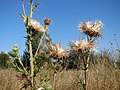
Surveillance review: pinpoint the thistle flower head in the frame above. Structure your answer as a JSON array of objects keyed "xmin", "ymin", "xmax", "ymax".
[
  {"xmin": 13, "ymin": 44, "xmax": 19, "ymax": 52},
  {"xmin": 24, "ymin": 16, "xmax": 45, "ymax": 32},
  {"xmin": 49, "ymin": 44, "xmax": 68, "ymax": 60},
  {"xmin": 78, "ymin": 20, "xmax": 104, "ymax": 38},
  {"xmin": 69, "ymin": 39, "xmax": 96, "ymax": 52}
]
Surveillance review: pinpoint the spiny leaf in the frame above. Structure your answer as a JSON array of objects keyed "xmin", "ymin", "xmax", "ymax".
[
  {"xmin": 32, "ymin": 2, "xmax": 40, "ymax": 11},
  {"xmin": 8, "ymin": 51, "xmax": 17, "ymax": 58},
  {"xmin": 34, "ymin": 2, "xmax": 40, "ymax": 7},
  {"xmin": 25, "ymin": 16, "xmax": 29, "ymax": 27},
  {"xmin": 25, "ymin": 41, "xmax": 29, "ymax": 45},
  {"xmin": 19, "ymin": 13, "xmax": 24, "ymax": 19}
]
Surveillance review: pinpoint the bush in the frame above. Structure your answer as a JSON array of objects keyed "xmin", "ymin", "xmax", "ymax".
[{"xmin": 0, "ymin": 52, "xmax": 11, "ymax": 68}]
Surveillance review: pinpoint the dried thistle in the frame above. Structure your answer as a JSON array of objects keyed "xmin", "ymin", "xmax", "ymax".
[
  {"xmin": 69, "ymin": 39, "xmax": 96, "ymax": 52},
  {"xmin": 49, "ymin": 44, "xmax": 68, "ymax": 60},
  {"xmin": 78, "ymin": 20, "xmax": 104, "ymax": 38},
  {"xmin": 24, "ymin": 16, "xmax": 45, "ymax": 32},
  {"xmin": 54, "ymin": 63, "xmax": 62, "ymax": 73}
]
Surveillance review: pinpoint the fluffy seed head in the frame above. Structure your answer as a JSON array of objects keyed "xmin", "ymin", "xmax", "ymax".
[
  {"xmin": 49, "ymin": 44, "xmax": 68, "ymax": 60},
  {"xmin": 78, "ymin": 20, "xmax": 104, "ymax": 38},
  {"xmin": 69, "ymin": 39, "xmax": 96, "ymax": 52},
  {"xmin": 24, "ymin": 16, "xmax": 45, "ymax": 32}
]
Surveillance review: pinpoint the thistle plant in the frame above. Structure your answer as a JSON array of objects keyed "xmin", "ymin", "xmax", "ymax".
[
  {"xmin": 69, "ymin": 20, "xmax": 104, "ymax": 90},
  {"xmin": 49, "ymin": 43, "xmax": 68, "ymax": 90},
  {"xmin": 49, "ymin": 20, "xmax": 104, "ymax": 90},
  {"xmin": 49, "ymin": 43, "xmax": 68, "ymax": 60},
  {"xmin": 9, "ymin": 0, "xmax": 51, "ymax": 90},
  {"xmin": 39, "ymin": 74, "xmax": 53, "ymax": 90},
  {"xmin": 8, "ymin": 1, "xmax": 104, "ymax": 90},
  {"xmin": 9, "ymin": 44, "xmax": 28, "ymax": 75}
]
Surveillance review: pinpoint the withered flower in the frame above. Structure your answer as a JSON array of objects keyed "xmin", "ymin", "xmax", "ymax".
[
  {"xmin": 49, "ymin": 44, "xmax": 68, "ymax": 60},
  {"xmin": 24, "ymin": 16, "xmax": 45, "ymax": 32},
  {"xmin": 78, "ymin": 20, "xmax": 104, "ymax": 38},
  {"xmin": 44, "ymin": 18, "xmax": 51, "ymax": 25},
  {"xmin": 54, "ymin": 63, "xmax": 62, "ymax": 73},
  {"xmin": 69, "ymin": 39, "xmax": 96, "ymax": 52}
]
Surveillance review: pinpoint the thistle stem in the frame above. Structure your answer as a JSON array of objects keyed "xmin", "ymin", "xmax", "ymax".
[
  {"xmin": 29, "ymin": 0, "xmax": 35, "ymax": 89},
  {"xmin": 29, "ymin": 40, "xmax": 34, "ymax": 90},
  {"xmin": 83, "ymin": 51, "xmax": 90, "ymax": 90},
  {"xmin": 30, "ymin": 0, "xmax": 33, "ymax": 18},
  {"xmin": 18, "ymin": 56, "xmax": 28, "ymax": 74},
  {"xmin": 53, "ymin": 73, "xmax": 56, "ymax": 90},
  {"xmin": 84, "ymin": 69, "xmax": 87, "ymax": 90},
  {"xmin": 34, "ymin": 32, "xmax": 46, "ymax": 58},
  {"xmin": 22, "ymin": 0, "xmax": 26, "ymax": 16}
]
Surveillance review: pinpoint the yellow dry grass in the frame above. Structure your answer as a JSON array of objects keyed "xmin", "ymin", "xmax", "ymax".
[{"xmin": 0, "ymin": 65, "xmax": 120, "ymax": 90}]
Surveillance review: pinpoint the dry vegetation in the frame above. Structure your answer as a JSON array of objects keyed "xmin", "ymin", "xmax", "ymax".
[
  {"xmin": 0, "ymin": 61, "xmax": 120, "ymax": 90},
  {"xmin": 1, "ymin": 0, "xmax": 120, "ymax": 90}
]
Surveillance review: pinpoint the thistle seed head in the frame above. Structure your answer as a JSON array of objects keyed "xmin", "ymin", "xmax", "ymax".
[
  {"xmin": 24, "ymin": 17, "xmax": 45, "ymax": 32},
  {"xmin": 78, "ymin": 20, "xmax": 104, "ymax": 38},
  {"xmin": 49, "ymin": 44, "xmax": 68, "ymax": 60},
  {"xmin": 69, "ymin": 39, "xmax": 96, "ymax": 52}
]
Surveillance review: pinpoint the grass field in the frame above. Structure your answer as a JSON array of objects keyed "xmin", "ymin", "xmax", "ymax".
[{"xmin": 0, "ymin": 62, "xmax": 120, "ymax": 90}]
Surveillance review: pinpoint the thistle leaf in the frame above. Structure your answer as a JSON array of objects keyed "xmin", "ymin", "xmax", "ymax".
[
  {"xmin": 19, "ymin": 13, "xmax": 24, "ymax": 19},
  {"xmin": 25, "ymin": 16, "xmax": 29, "ymax": 27},
  {"xmin": 8, "ymin": 51, "xmax": 17, "ymax": 58},
  {"xmin": 32, "ymin": 2, "xmax": 40, "ymax": 11},
  {"xmin": 34, "ymin": 2, "xmax": 40, "ymax": 8}
]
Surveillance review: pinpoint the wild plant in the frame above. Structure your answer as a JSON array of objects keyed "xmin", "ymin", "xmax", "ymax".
[
  {"xmin": 48, "ymin": 20, "xmax": 104, "ymax": 90},
  {"xmin": 9, "ymin": 0, "xmax": 51, "ymax": 90},
  {"xmin": 49, "ymin": 43, "xmax": 68, "ymax": 90},
  {"xmin": 8, "ymin": 1, "xmax": 105, "ymax": 90},
  {"xmin": 68, "ymin": 20, "xmax": 104, "ymax": 90}
]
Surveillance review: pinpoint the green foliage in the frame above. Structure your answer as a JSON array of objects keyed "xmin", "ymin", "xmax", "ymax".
[
  {"xmin": 32, "ymin": 2, "xmax": 40, "ymax": 12},
  {"xmin": 22, "ymin": 31, "xmax": 52, "ymax": 65},
  {"xmin": 8, "ymin": 44, "xmax": 19, "ymax": 58},
  {"xmin": 42, "ymin": 84, "xmax": 53, "ymax": 90},
  {"xmin": 19, "ymin": 13, "xmax": 24, "ymax": 19},
  {"xmin": 8, "ymin": 45, "xmax": 28, "ymax": 74},
  {"xmin": 9, "ymin": 0, "xmax": 53, "ymax": 89},
  {"xmin": 40, "ymin": 75, "xmax": 53, "ymax": 90},
  {"xmin": 0, "ymin": 52, "xmax": 10, "ymax": 68}
]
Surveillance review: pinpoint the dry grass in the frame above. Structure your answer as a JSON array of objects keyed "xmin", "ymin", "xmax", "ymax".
[
  {"xmin": 0, "ymin": 64, "xmax": 120, "ymax": 90},
  {"xmin": 0, "ymin": 68, "xmax": 31, "ymax": 90},
  {"xmin": 0, "ymin": 68, "xmax": 19, "ymax": 90},
  {"xmin": 49, "ymin": 67, "xmax": 120, "ymax": 90}
]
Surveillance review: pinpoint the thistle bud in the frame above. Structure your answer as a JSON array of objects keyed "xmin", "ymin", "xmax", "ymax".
[{"xmin": 44, "ymin": 18, "xmax": 51, "ymax": 25}]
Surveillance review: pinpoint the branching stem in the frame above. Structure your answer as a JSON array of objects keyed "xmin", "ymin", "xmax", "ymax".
[
  {"xmin": 29, "ymin": 0, "xmax": 35, "ymax": 89},
  {"xmin": 22, "ymin": 0, "xmax": 26, "ymax": 16},
  {"xmin": 34, "ymin": 32, "xmax": 46, "ymax": 58}
]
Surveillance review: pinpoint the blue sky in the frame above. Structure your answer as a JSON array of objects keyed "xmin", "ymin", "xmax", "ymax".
[{"xmin": 0, "ymin": 0, "xmax": 120, "ymax": 54}]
